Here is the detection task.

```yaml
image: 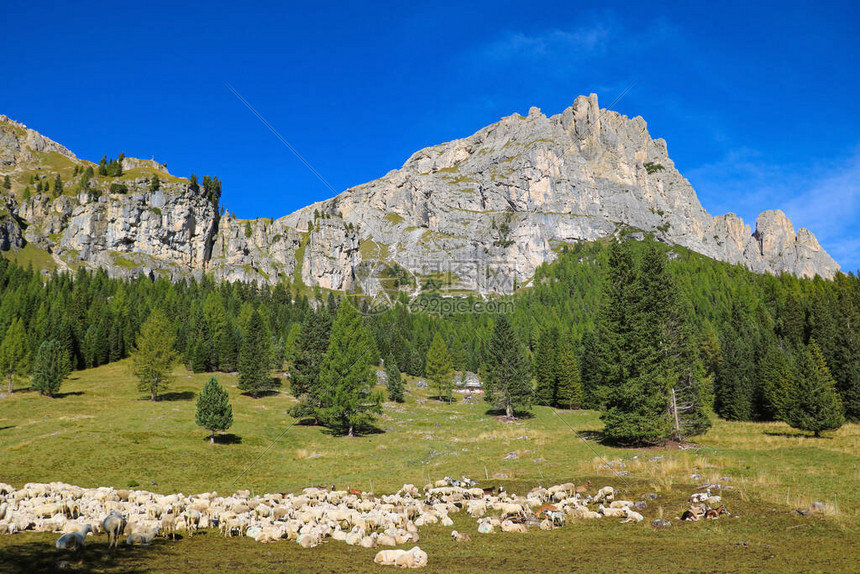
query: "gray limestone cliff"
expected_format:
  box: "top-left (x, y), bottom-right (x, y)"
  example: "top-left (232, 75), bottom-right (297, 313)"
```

top-left (0, 96), bottom-right (841, 291)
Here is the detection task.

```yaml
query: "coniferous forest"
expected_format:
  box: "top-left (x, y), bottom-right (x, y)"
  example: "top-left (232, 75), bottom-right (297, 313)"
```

top-left (0, 237), bottom-right (857, 444)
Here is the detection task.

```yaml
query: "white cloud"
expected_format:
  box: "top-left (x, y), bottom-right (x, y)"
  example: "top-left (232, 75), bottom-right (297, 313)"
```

top-left (687, 149), bottom-right (860, 272)
top-left (482, 24), bottom-right (612, 62)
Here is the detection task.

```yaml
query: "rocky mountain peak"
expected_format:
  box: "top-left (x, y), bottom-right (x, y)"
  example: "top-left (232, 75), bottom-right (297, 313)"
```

top-left (0, 98), bottom-right (841, 291)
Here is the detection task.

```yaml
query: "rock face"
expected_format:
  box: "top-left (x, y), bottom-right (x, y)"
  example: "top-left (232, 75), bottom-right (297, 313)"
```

top-left (0, 96), bottom-right (841, 289)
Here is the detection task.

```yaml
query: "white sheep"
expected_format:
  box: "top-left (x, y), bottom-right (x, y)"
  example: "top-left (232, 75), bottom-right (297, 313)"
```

top-left (500, 520), bottom-right (528, 533)
top-left (620, 507), bottom-right (643, 523)
top-left (55, 525), bottom-right (92, 550)
top-left (598, 504), bottom-right (625, 518)
top-left (594, 486), bottom-right (615, 503)
top-left (126, 527), bottom-right (160, 546)
top-left (103, 511), bottom-right (126, 548)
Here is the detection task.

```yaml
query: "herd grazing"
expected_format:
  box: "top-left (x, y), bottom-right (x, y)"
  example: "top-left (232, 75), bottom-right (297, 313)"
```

top-left (0, 477), bottom-right (732, 568)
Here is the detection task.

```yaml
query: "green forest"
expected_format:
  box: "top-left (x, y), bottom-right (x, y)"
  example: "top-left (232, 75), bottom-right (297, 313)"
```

top-left (0, 237), bottom-right (857, 444)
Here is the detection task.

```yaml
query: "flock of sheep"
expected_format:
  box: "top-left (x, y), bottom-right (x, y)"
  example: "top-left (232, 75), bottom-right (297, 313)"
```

top-left (0, 477), bottom-right (727, 568)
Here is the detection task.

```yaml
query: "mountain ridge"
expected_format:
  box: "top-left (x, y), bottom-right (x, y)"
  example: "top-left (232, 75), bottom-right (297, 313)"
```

top-left (0, 95), bottom-right (840, 292)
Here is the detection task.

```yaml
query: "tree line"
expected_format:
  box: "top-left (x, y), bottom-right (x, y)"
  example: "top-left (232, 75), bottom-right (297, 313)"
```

top-left (0, 234), bottom-right (857, 442)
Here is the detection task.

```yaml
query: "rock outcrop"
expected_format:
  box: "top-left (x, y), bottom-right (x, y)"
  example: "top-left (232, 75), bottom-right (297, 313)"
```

top-left (0, 96), bottom-right (841, 290)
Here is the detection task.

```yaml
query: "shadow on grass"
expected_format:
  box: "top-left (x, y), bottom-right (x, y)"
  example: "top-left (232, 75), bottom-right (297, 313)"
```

top-left (240, 389), bottom-right (282, 399)
top-left (484, 408), bottom-right (536, 420)
top-left (53, 391), bottom-right (84, 399)
top-left (214, 433), bottom-right (242, 445)
top-left (764, 431), bottom-right (831, 439)
top-left (0, 425), bottom-right (15, 431)
top-left (0, 540), bottom-right (151, 574)
top-left (158, 391), bottom-right (196, 402)
top-left (320, 424), bottom-right (385, 438)
top-left (240, 378), bottom-right (283, 399)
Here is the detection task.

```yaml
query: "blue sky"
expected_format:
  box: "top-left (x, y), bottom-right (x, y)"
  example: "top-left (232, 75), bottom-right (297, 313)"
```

top-left (2, 1), bottom-right (858, 271)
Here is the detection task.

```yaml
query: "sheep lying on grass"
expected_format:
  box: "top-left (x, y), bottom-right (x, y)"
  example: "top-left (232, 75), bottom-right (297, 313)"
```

top-left (374, 546), bottom-right (428, 568)
top-left (55, 525), bottom-right (92, 551)
top-left (127, 527), bottom-right (160, 546)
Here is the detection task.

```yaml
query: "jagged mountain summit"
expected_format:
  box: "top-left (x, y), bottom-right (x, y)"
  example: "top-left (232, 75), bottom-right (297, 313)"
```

top-left (0, 96), bottom-right (840, 294)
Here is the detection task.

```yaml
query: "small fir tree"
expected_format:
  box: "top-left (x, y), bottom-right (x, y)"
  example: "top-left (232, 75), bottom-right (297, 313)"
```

top-left (196, 377), bottom-right (233, 444)
top-left (425, 333), bottom-right (453, 403)
top-left (237, 308), bottom-right (273, 397)
top-left (785, 341), bottom-right (845, 437)
top-left (0, 318), bottom-right (30, 394)
top-left (31, 339), bottom-right (70, 397)
top-left (485, 315), bottom-right (532, 418)
top-left (130, 310), bottom-right (177, 401)
top-left (385, 354), bottom-right (405, 403)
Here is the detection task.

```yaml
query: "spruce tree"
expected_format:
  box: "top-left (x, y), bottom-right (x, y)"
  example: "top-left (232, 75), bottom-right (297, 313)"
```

top-left (598, 243), bottom-right (709, 445)
top-left (283, 322), bottom-right (301, 370)
top-left (715, 305), bottom-right (758, 420)
top-left (757, 340), bottom-right (795, 420)
top-left (2, 175), bottom-right (10, 189)
top-left (0, 318), bottom-right (30, 394)
top-left (534, 327), bottom-right (559, 406)
top-left (485, 315), bottom-right (532, 418)
top-left (196, 377), bottom-right (233, 444)
top-left (785, 341), bottom-right (844, 437)
top-left (54, 174), bottom-right (63, 196)
top-left (290, 310), bottom-right (332, 414)
top-left (31, 339), bottom-right (70, 397)
top-left (237, 308), bottom-right (273, 397)
top-left (150, 175), bottom-right (160, 192)
top-left (385, 354), bottom-right (404, 403)
top-left (425, 333), bottom-right (453, 403)
top-left (131, 310), bottom-right (177, 401)
top-left (555, 339), bottom-right (583, 409)
top-left (314, 300), bottom-right (381, 436)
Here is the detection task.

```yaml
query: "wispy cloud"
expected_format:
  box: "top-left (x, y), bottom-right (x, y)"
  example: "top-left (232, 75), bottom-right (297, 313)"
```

top-left (781, 151), bottom-right (860, 271)
top-left (482, 24), bottom-right (613, 62)
top-left (473, 14), bottom-right (674, 73)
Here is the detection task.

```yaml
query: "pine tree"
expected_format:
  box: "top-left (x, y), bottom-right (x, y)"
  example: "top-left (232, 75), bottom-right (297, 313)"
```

top-left (195, 376), bottom-right (233, 444)
top-left (715, 305), bottom-right (758, 420)
top-left (290, 310), bottom-right (331, 407)
top-left (598, 244), bottom-right (709, 444)
top-left (98, 156), bottom-right (108, 176)
top-left (283, 322), bottom-right (301, 370)
top-left (425, 333), bottom-right (453, 403)
top-left (237, 308), bottom-right (273, 397)
top-left (314, 301), bottom-right (381, 436)
top-left (31, 339), bottom-right (70, 397)
top-left (555, 339), bottom-right (583, 409)
top-left (534, 327), bottom-right (559, 406)
top-left (385, 354), bottom-right (404, 403)
top-left (757, 340), bottom-right (795, 420)
top-left (130, 310), bottom-right (177, 401)
top-left (150, 175), bottom-right (160, 192)
top-left (54, 174), bottom-right (63, 196)
top-left (0, 318), bottom-right (30, 394)
top-left (485, 315), bottom-right (532, 418)
top-left (785, 341), bottom-right (844, 437)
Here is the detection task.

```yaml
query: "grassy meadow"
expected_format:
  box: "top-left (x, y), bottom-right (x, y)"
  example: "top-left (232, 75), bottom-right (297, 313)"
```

top-left (0, 361), bottom-right (858, 572)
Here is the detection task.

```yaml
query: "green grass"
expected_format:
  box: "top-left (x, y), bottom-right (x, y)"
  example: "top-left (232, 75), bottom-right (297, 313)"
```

top-left (1, 243), bottom-right (57, 271)
top-left (384, 212), bottom-right (405, 225)
top-left (0, 361), bottom-right (857, 572)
